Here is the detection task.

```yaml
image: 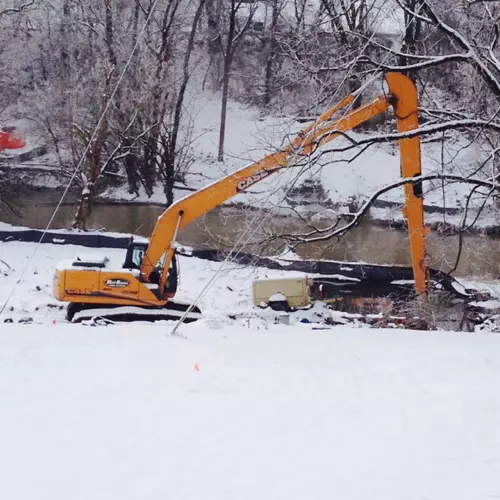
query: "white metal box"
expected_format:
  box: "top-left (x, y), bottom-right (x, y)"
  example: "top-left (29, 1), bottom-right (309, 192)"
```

top-left (252, 277), bottom-right (310, 308)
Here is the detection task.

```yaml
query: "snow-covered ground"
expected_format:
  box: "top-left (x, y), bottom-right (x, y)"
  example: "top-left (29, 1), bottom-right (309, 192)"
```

top-left (3, 322), bottom-right (500, 500)
top-left (1, 240), bottom-right (500, 499)
top-left (0, 239), bottom-right (310, 325)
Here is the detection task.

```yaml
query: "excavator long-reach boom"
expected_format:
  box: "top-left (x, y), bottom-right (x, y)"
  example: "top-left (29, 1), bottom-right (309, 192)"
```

top-left (53, 72), bottom-right (428, 323)
top-left (141, 72), bottom-right (427, 296)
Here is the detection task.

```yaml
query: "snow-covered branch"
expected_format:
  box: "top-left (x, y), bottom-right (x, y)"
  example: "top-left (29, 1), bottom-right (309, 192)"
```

top-left (358, 53), bottom-right (472, 72)
top-left (279, 174), bottom-right (500, 245)
top-left (313, 119), bottom-right (500, 158)
top-left (0, 1), bottom-right (34, 18)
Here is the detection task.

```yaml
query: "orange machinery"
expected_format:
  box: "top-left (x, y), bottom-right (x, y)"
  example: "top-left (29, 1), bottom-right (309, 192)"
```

top-left (53, 72), bottom-right (428, 322)
top-left (0, 128), bottom-right (26, 152)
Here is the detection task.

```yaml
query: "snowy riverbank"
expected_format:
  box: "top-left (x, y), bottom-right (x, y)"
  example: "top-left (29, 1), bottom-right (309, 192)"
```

top-left (1, 238), bottom-right (500, 499)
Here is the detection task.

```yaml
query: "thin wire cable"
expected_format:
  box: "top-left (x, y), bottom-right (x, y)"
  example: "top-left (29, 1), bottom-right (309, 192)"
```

top-left (170, 6), bottom-right (408, 335)
top-left (0, 0), bottom-right (162, 318)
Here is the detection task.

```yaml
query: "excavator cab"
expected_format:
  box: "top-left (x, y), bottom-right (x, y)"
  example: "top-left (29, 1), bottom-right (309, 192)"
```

top-left (123, 240), bottom-right (178, 295)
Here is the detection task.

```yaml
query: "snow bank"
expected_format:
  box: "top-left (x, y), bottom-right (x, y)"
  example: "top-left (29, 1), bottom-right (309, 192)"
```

top-left (1, 322), bottom-right (500, 500)
top-left (1, 240), bottom-right (500, 499)
top-left (0, 240), bottom-right (305, 325)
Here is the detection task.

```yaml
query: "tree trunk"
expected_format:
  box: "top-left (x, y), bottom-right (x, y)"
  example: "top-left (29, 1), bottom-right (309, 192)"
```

top-left (143, 134), bottom-right (158, 196)
top-left (263, 0), bottom-right (280, 107)
top-left (72, 71), bottom-right (112, 230)
top-left (162, 0), bottom-right (206, 203)
top-left (122, 140), bottom-right (141, 195)
top-left (104, 0), bottom-right (117, 67)
top-left (217, 0), bottom-right (237, 162)
top-left (60, 0), bottom-right (70, 79)
top-left (348, 74), bottom-right (362, 109)
top-left (218, 56), bottom-right (231, 162)
top-left (204, 0), bottom-right (223, 89)
top-left (399, 0), bottom-right (422, 78)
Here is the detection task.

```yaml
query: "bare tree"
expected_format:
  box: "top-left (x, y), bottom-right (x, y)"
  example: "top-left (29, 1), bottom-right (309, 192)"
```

top-left (0, 0), bottom-right (209, 228)
top-left (159, 0), bottom-right (206, 205)
top-left (262, 0), bottom-right (283, 107)
top-left (217, 0), bottom-right (256, 161)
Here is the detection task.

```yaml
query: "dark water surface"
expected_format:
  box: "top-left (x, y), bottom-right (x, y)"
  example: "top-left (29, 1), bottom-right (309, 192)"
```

top-left (1, 189), bottom-right (499, 279)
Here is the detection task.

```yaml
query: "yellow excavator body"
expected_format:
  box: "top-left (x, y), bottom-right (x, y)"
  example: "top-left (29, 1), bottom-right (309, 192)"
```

top-left (53, 268), bottom-right (164, 306)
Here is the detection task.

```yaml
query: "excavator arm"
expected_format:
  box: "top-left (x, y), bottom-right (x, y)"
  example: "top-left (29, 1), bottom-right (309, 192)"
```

top-left (141, 72), bottom-right (427, 296)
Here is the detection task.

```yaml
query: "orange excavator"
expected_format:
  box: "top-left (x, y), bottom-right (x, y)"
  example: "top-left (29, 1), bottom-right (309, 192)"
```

top-left (53, 72), bottom-right (429, 322)
top-left (0, 128), bottom-right (26, 152)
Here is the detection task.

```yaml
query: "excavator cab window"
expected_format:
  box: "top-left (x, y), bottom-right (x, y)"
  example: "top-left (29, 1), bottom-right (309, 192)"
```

top-left (132, 248), bottom-right (146, 268)
top-left (123, 242), bottom-right (177, 293)
top-left (124, 242), bottom-right (148, 270)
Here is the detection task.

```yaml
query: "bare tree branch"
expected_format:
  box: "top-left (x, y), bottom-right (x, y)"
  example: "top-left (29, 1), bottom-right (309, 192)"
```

top-left (278, 174), bottom-right (500, 245)
top-left (0, 1), bottom-right (34, 18)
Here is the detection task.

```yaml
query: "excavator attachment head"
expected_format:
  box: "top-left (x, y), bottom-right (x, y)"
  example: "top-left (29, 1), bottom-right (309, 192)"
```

top-left (384, 72), bottom-right (428, 295)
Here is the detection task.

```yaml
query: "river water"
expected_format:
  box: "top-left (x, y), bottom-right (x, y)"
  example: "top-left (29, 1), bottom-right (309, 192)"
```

top-left (1, 189), bottom-right (499, 279)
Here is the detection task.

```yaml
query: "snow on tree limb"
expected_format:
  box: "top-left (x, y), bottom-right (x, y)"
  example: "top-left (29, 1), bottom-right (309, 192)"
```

top-left (278, 174), bottom-right (500, 245)
top-left (313, 119), bottom-right (500, 157)
top-left (0, 1), bottom-right (34, 18)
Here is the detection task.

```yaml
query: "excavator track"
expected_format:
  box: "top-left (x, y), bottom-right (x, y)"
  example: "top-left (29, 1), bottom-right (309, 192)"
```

top-left (67, 301), bottom-right (202, 324)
